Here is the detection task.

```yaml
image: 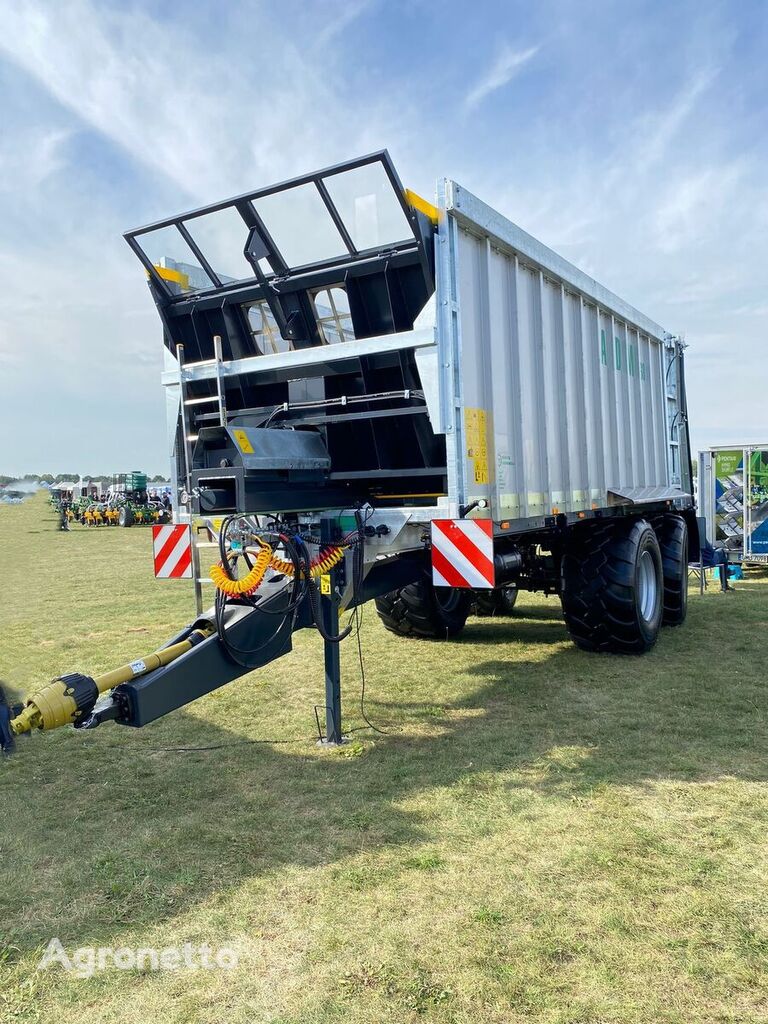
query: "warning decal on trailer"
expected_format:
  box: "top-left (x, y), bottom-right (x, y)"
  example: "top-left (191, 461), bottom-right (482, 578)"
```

top-left (431, 519), bottom-right (495, 589)
top-left (152, 524), bottom-right (193, 579)
top-left (232, 429), bottom-right (255, 454)
top-left (465, 407), bottom-right (489, 485)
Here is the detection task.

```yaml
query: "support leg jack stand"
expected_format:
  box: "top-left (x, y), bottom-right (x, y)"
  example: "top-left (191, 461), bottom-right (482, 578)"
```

top-left (317, 536), bottom-right (347, 748)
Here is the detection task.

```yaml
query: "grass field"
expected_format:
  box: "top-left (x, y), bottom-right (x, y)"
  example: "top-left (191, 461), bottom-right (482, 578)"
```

top-left (1, 492), bottom-right (767, 1023)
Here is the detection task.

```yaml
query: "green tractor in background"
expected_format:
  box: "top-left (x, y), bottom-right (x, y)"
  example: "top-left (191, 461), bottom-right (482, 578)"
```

top-left (108, 472), bottom-right (170, 527)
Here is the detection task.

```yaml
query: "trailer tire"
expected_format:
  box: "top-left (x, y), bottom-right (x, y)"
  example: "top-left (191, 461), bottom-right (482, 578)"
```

top-left (118, 506), bottom-right (134, 528)
top-left (657, 515), bottom-right (688, 626)
top-left (561, 518), bottom-right (663, 654)
top-left (474, 585), bottom-right (518, 617)
top-left (375, 578), bottom-right (472, 639)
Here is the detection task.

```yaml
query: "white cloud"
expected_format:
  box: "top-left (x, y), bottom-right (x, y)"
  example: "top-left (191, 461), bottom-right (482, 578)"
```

top-left (463, 43), bottom-right (539, 112)
top-left (0, 0), bottom-right (403, 203)
top-left (314, 0), bottom-right (375, 48)
top-left (636, 68), bottom-right (718, 170)
top-left (0, 126), bottom-right (72, 192)
top-left (652, 161), bottom-right (746, 253)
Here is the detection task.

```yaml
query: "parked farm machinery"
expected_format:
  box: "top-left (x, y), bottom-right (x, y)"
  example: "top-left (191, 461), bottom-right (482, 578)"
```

top-left (105, 472), bottom-right (171, 527)
top-left (49, 472), bottom-right (171, 527)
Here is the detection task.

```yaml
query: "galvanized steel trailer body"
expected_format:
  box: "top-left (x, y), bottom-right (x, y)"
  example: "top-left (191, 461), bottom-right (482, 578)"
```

top-left (6, 152), bottom-right (696, 751)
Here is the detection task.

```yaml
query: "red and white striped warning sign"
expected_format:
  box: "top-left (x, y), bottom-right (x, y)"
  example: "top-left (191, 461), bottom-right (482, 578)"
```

top-left (152, 524), bottom-right (193, 579)
top-left (431, 519), bottom-right (495, 589)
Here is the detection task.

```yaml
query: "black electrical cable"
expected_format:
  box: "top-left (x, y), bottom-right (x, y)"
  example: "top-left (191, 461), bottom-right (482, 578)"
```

top-left (319, 504), bottom-right (390, 734)
top-left (307, 578), bottom-right (354, 643)
top-left (304, 505), bottom-right (368, 643)
top-left (213, 516), bottom-right (304, 667)
top-left (248, 532), bottom-right (309, 616)
top-left (351, 601), bottom-right (389, 735)
top-left (351, 505), bottom-right (395, 735)
top-left (211, 504), bottom-right (391, 733)
top-left (213, 588), bottom-right (296, 669)
top-left (145, 736), bottom-right (312, 752)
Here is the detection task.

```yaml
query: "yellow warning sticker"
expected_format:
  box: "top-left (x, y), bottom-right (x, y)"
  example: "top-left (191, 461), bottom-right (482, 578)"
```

top-left (465, 408), bottom-right (489, 485)
top-left (232, 429), bottom-right (254, 454)
top-left (320, 574), bottom-right (331, 595)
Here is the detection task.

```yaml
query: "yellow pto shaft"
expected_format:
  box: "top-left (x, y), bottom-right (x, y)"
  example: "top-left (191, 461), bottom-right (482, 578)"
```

top-left (10, 627), bottom-right (214, 736)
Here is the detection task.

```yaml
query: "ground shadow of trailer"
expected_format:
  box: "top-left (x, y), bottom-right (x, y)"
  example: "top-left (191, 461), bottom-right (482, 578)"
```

top-left (2, 578), bottom-right (765, 958)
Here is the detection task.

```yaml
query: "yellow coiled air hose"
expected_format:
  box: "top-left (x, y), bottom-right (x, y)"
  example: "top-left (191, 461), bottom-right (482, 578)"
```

top-left (209, 543), bottom-right (273, 597)
top-left (269, 546), bottom-right (345, 578)
top-left (209, 543), bottom-right (347, 596)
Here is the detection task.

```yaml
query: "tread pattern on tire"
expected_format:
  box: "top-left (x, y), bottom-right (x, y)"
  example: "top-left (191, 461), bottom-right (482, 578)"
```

top-left (656, 515), bottom-right (688, 627)
top-left (375, 577), bottom-right (472, 639)
top-left (474, 587), bottom-right (518, 617)
top-left (118, 505), bottom-right (134, 528)
top-left (561, 518), bottom-right (662, 654)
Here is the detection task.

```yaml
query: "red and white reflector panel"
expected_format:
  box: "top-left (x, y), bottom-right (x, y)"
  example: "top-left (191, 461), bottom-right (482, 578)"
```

top-left (152, 524), bottom-right (193, 579)
top-left (431, 519), bottom-right (495, 589)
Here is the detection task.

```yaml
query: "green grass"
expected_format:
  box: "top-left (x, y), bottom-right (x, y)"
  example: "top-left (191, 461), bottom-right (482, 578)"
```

top-left (1, 493), bottom-right (767, 1023)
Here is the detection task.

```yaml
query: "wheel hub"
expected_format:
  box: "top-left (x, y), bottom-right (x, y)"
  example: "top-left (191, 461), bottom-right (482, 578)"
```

top-left (638, 550), bottom-right (658, 623)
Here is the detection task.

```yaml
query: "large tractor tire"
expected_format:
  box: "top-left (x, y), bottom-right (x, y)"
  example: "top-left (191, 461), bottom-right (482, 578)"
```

top-left (375, 577), bottom-right (472, 639)
top-left (474, 585), bottom-right (518, 617)
top-left (118, 505), bottom-right (134, 528)
top-left (561, 518), bottom-right (663, 654)
top-left (657, 515), bottom-right (689, 626)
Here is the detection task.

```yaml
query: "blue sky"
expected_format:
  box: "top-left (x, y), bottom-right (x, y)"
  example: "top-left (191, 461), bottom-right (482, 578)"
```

top-left (0, 0), bottom-right (766, 474)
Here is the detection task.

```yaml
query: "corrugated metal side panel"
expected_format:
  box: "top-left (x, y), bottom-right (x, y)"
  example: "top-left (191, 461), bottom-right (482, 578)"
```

top-left (448, 206), bottom-right (673, 520)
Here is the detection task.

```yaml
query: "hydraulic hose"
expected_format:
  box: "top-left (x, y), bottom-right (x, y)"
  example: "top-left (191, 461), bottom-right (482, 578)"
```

top-left (209, 512), bottom-right (367, 656)
top-left (307, 577), bottom-right (354, 643)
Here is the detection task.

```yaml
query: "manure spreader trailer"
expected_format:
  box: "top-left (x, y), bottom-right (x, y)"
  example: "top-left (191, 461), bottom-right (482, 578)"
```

top-left (2, 151), bottom-right (696, 754)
